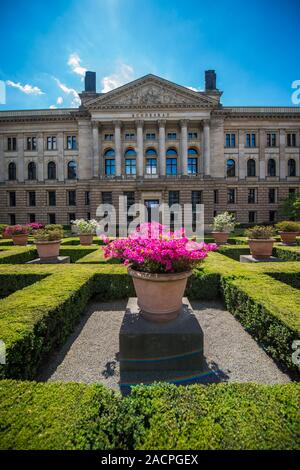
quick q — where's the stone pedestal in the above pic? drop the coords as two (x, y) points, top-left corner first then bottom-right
(119, 298), (204, 375)
(240, 255), (283, 263)
(27, 256), (70, 264)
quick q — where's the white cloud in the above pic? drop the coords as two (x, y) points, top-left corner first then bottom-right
(49, 105), (57, 109)
(67, 53), (87, 77)
(186, 86), (200, 92)
(54, 78), (81, 107)
(101, 63), (134, 93)
(6, 80), (44, 95)
(57, 96), (63, 105)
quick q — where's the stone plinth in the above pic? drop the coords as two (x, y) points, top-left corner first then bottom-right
(119, 298), (204, 373)
(27, 256), (71, 264)
(240, 255), (283, 263)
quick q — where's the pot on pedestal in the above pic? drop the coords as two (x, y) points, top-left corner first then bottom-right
(35, 240), (61, 259)
(79, 234), (94, 246)
(279, 231), (299, 245)
(248, 239), (276, 259)
(12, 234), (29, 246)
(211, 232), (229, 245)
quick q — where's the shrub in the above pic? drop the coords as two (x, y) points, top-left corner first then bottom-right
(275, 221), (300, 232)
(245, 225), (275, 239)
(45, 224), (64, 232)
(0, 224), (8, 235)
(212, 212), (236, 232)
(72, 219), (99, 234)
(34, 227), (64, 242)
(4, 225), (30, 237)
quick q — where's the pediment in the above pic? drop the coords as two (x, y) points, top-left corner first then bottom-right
(83, 74), (220, 110)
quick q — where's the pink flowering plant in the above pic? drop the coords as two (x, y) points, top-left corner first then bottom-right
(4, 225), (30, 237)
(102, 222), (217, 274)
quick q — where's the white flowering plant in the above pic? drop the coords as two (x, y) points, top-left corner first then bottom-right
(72, 219), (99, 234)
(212, 212), (236, 233)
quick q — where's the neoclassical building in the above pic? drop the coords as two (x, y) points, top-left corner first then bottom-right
(0, 70), (299, 227)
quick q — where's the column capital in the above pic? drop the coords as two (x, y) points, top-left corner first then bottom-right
(135, 119), (144, 127)
(113, 120), (122, 128)
(92, 121), (101, 130)
(202, 119), (210, 127)
(180, 119), (189, 127)
(158, 119), (166, 127)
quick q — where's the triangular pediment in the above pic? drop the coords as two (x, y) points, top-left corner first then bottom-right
(83, 74), (221, 110)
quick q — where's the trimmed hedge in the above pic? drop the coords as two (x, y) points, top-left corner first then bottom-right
(0, 381), (299, 450)
(0, 273), (48, 299)
(0, 246), (37, 264)
(274, 245), (300, 261)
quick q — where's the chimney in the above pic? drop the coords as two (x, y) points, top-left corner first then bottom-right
(205, 70), (217, 91)
(84, 71), (96, 93)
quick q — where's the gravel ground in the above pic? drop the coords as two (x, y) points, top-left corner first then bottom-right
(38, 299), (291, 392)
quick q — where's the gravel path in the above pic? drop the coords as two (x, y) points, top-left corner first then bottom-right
(38, 300), (291, 392)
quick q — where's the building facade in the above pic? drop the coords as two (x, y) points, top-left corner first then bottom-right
(0, 70), (299, 228)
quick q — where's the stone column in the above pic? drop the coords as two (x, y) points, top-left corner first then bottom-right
(17, 133), (24, 182)
(114, 120), (122, 177)
(136, 120), (144, 177)
(37, 133), (44, 181)
(203, 120), (211, 176)
(279, 129), (286, 179)
(180, 120), (188, 175)
(238, 130), (245, 179)
(92, 122), (100, 178)
(0, 135), (4, 182)
(158, 120), (166, 176)
(78, 119), (93, 180)
(259, 129), (266, 179)
(57, 132), (64, 182)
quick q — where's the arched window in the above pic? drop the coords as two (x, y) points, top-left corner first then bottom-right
(124, 148), (137, 157)
(124, 149), (136, 175)
(288, 158), (296, 177)
(68, 161), (77, 179)
(226, 159), (236, 177)
(267, 158), (276, 177)
(47, 161), (56, 180)
(146, 149), (157, 175)
(28, 162), (36, 180)
(8, 162), (16, 180)
(166, 148), (177, 175)
(104, 149), (115, 176)
(247, 159), (256, 177)
(188, 148), (198, 174)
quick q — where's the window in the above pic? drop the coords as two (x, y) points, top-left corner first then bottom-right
(168, 191), (180, 206)
(288, 159), (296, 177)
(227, 188), (236, 204)
(267, 159), (276, 177)
(9, 191), (16, 207)
(66, 136), (77, 150)
(87, 212), (91, 220)
(191, 190), (202, 208)
(26, 137), (37, 151)
(188, 132), (198, 140)
(167, 132), (177, 140)
(267, 133), (276, 147)
(248, 188), (257, 204)
(248, 211), (257, 223)
(46, 136), (57, 150)
(85, 191), (90, 205)
(289, 188), (296, 195)
(245, 133), (256, 147)
(68, 190), (76, 206)
(287, 133), (296, 147)
(124, 133), (135, 140)
(68, 213), (76, 224)
(124, 149), (136, 175)
(214, 190), (219, 204)
(268, 188), (277, 204)
(67, 161), (77, 179)
(9, 214), (16, 225)
(225, 133), (236, 148)
(28, 191), (36, 207)
(104, 148), (115, 176)
(7, 137), (17, 151)
(104, 133), (114, 141)
(124, 191), (135, 225)
(146, 133), (156, 140)
(29, 213), (36, 223)
(28, 162), (37, 180)
(8, 162), (16, 180)
(101, 192), (112, 205)
(146, 158), (157, 175)
(166, 148), (178, 175)
(48, 191), (56, 206)
(247, 159), (256, 177)
(226, 159), (236, 177)
(188, 148), (198, 175)
(269, 211), (277, 222)
(47, 161), (56, 180)
(48, 213), (56, 224)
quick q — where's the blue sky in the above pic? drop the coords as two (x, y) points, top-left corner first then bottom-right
(0, 0), (299, 110)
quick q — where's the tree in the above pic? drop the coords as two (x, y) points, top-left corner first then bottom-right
(280, 194), (300, 220)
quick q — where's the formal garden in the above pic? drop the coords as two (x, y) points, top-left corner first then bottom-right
(0, 213), (299, 450)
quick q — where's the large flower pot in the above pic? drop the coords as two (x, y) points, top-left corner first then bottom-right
(128, 268), (192, 323)
(279, 231), (298, 245)
(79, 234), (94, 246)
(248, 238), (276, 260)
(12, 234), (28, 246)
(35, 240), (61, 259)
(212, 232), (229, 245)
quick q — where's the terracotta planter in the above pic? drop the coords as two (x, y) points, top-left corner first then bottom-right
(248, 238), (276, 259)
(79, 234), (94, 246)
(12, 234), (28, 246)
(212, 232), (229, 245)
(35, 240), (61, 259)
(279, 231), (298, 245)
(128, 268), (192, 323)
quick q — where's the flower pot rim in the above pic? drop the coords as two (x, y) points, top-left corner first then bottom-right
(128, 267), (192, 281)
(211, 231), (230, 234)
(248, 238), (276, 242)
(12, 233), (29, 237)
(79, 233), (94, 236)
(35, 239), (61, 245)
(278, 231), (299, 234)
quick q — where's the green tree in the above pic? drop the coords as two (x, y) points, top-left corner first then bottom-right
(280, 194), (300, 220)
